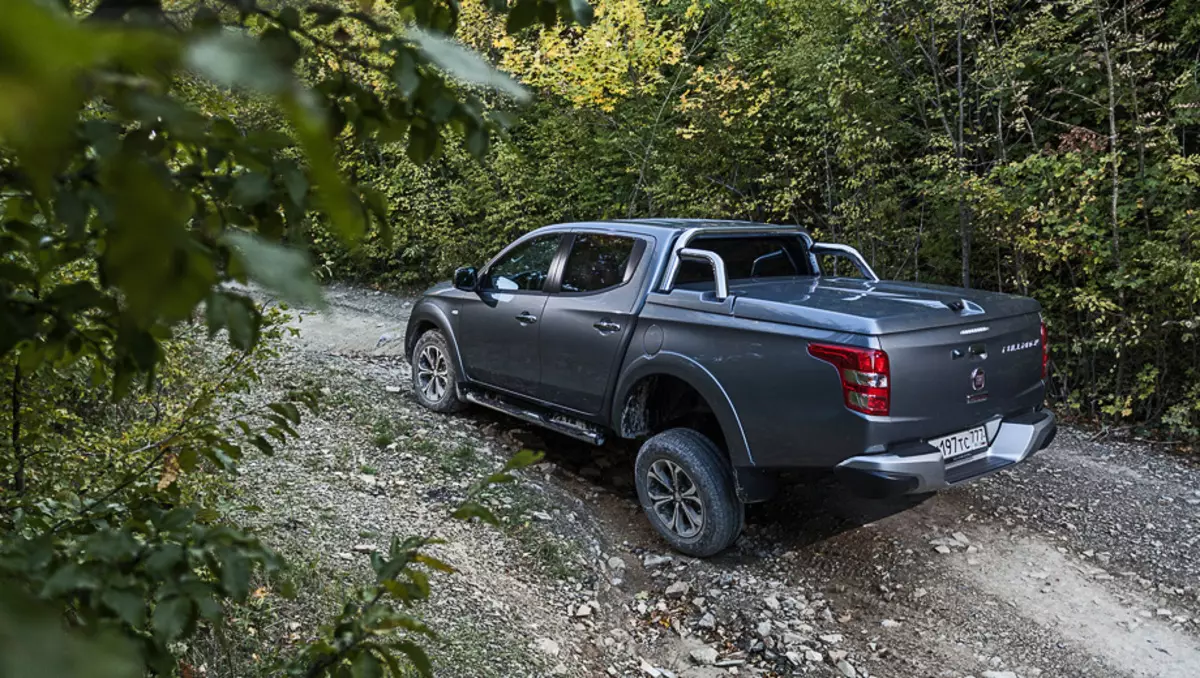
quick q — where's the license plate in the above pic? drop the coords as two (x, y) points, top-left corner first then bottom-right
(930, 426), (988, 459)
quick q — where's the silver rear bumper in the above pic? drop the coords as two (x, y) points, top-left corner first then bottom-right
(835, 410), (1056, 496)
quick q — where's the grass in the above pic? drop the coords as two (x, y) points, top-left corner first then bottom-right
(439, 444), (478, 475)
(490, 483), (581, 581)
(371, 417), (396, 448)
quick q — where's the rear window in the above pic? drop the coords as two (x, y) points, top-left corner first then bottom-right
(560, 233), (637, 293)
(675, 235), (812, 285)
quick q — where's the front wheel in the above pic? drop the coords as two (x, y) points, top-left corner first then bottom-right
(634, 428), (744, 557)
(410, 330), (465, 413)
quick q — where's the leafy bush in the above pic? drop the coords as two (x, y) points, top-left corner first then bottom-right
(0, 0), (584, 675)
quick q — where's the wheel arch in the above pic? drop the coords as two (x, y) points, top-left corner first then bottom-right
(611, 353), (755, 467)
(404, 301), (466, 377)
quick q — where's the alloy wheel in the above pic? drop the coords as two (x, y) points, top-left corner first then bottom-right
(646, 459), (705, 538)
(416, 345), (449, 403)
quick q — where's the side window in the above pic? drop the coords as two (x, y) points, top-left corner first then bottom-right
(483, 234), (561, 291)
(560, 234), (637, 293)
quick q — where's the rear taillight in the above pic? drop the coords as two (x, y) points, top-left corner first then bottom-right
(1040, 320), (1049, 380)
(807, 343), (890, 416)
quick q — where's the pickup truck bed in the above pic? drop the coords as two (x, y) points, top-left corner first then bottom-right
(405, 219), (1056, 555)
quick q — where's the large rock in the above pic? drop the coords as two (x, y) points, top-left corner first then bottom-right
(644, 554), (673, 568)
(689, 646), (719, 665)
(534, 638), (561, 657)
(665, 580), (691, 599)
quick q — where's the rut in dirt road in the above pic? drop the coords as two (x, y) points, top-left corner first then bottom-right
(262, 285), (1200, 678)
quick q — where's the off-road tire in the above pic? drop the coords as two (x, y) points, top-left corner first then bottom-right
(410, 330), (466, 413)
(634, 428), (745, 557)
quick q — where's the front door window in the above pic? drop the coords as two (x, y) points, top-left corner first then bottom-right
(483, 234), (561, 292)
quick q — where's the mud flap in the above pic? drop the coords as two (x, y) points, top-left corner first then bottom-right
(733, 466), (778, 504)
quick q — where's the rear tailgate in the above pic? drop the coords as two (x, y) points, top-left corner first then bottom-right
(881, 312), (1045, 437)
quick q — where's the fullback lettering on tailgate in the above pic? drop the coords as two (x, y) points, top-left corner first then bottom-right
(1001, 338), (1040, 354)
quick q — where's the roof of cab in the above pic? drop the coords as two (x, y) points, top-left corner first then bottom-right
(528, 218), (784, 239)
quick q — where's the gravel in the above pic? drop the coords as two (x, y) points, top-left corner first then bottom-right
(229, 283), (1200, 678)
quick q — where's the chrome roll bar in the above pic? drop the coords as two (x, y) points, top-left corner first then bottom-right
(657, 225), (878, 302)
(676, 248), (729, 301)
(808, 242), (879, 282)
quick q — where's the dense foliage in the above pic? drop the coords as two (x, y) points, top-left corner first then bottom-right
(0, 0), (575, 676)
(317, 0), (1200, 438)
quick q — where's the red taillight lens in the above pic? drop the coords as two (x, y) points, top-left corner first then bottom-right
(807, 343), (890, 416)
(1040, 320), (1049, 380)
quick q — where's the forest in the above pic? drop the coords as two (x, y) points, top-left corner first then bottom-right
(1, 0), (1198, 676)
(319, 0), (1200, 438)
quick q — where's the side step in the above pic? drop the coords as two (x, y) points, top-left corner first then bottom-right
(462, 389), (606, 446)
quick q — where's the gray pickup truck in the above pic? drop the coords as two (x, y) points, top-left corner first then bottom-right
(404, 220), (1056, 555)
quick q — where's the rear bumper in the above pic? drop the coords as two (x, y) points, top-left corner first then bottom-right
(834, 410), (1056, 498)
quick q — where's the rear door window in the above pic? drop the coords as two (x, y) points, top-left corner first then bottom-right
(560, 233), (637, 293)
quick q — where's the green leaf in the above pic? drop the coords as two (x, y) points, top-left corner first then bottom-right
(232, 172), (273, 207)
(406, 120), (442, 165)
(450, 501), (497, 525)
(506, 0), (540, 33)
(567, 0), (594, 26)
(279, 160), (309, 206)
(224, 231), (324, 308)
(351, 652), (384, 678)
(282, 94), (364, 242)
(268, 401), (302, 424)
(42, 564), (94, 597)
(158, 507), (196, 532)
(151, 596), (193, 642)
(186, 32), (291, 95)
(393, 640), (433, 678)
(0, 588), (141, 678)
(408, 28), (529, 102)
(414, 553), (455, 574)
(220, 549), (251, 600)
(391, 51), (420, 98)
(279, 7), (302, 31)
(250, 435), (274, 456)
(503, 448), (544, 471)
(224, 295), (262, 352)
(100, 589), (146, 628)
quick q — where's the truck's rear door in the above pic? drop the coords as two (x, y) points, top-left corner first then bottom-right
(538, 232), (650, 415)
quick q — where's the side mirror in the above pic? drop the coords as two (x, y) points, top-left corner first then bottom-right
(453, 266), (478, 291)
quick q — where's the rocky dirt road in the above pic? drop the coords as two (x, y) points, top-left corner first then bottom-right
(233, 284), (1200, 678)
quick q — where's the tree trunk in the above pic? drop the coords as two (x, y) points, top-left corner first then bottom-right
(10, 363), (23, 494)
(1095, 0), (1126, 411)
(957, 12), (972, 288)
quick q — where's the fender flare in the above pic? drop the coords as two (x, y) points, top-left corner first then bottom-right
(405, 301), (467, 377)
(611, 351), (755, 467)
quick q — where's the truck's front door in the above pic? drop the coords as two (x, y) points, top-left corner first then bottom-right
(458, 233), (564, 396)
(538, 232), (648, 414)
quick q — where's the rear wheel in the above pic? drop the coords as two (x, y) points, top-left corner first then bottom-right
(634, 428), (744, 557)
(411, 330), (465, 413)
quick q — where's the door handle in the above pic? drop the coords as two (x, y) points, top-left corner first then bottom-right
(593, 320), (621, 333)
(515, 312), (538, 325)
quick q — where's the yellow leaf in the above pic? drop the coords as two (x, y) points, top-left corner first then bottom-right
(156, 451), (180, 491)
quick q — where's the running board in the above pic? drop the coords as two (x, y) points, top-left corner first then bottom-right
(462, 390), (606, 446)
